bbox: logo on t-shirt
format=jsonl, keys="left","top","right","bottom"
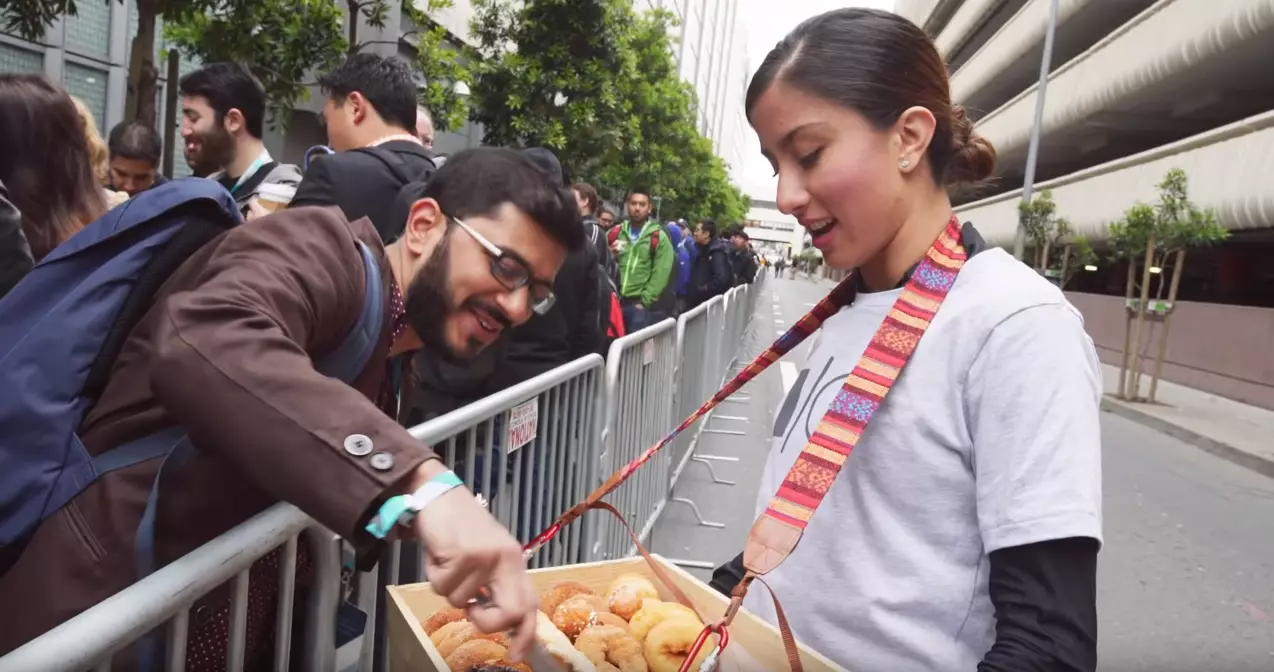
{"left": 772, "top": 357, "right": 853, "bottom": 453}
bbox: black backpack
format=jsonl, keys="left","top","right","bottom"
{"left": 353, "top": 146, "right": 438, "bottom": 243}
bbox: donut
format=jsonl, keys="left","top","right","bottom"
{"left": 443, "top": 639, "right": 507, "bottom": 672}
{"left": 643, "top": 620, "right": 715, "bottom": 672}
{"left": 423, "top": 607, "right": 466, "bottom": 635}
{"left": 605, "top": 575, "right": 661, "bottom": 621}
{"left": 542, "top": 580, "right": 596, "bottom": 615}
{"left": 592, "top": 612, "right": 630, "bottom": 631}
{"left": 536, "top": 611, "right": 598, "bottom": 672}
{"left": 434, "top": 621, "right": 508, "bottom": 659}
{"left": 472, "top": 660, "right": 532, "bottom": 672}
{"left": 430, "top": 620, "right": 471, "bottom": 647}
{"left": 553, "top": 594, "right": 612, "bottom": 640}
{"left": 574, "top": 625, "right": 647, "bottom": 672}
{"left": 627, "top": 601, "right": 702, "bottom": 643}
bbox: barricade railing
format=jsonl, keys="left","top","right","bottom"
{"left": 0, "top": 505, "right": 342, "bottom": 672}
{"left": 594, "top": 318, "right": 679, "bottom": 560}
{"left": 1, "top": 275, "right": 769, "bottom": 671}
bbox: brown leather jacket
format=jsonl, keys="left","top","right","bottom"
{"left": 0, "top": 206, "right": 436, "bottom": 661}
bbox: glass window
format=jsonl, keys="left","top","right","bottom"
{"left": 0, "top": 43, "right": 44, "bottom": 74}
{"left": 62, "top": 61, "right": 109, "bottom": 131}
{"left": 64, "top": 0, "right": 112, "bottom": 60}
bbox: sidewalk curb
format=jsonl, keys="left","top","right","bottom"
{"left": 1101, "top": 396, "right": 1274, "bottom": 480}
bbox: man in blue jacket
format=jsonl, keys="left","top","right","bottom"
{"left": 664, "top": 222, "right": 692, "bottom": 315}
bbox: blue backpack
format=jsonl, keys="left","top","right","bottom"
{"left": 0, "top": 179, "right": 384, "bottom": 578}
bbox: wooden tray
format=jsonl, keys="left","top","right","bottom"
{"left": 386, "top": 554, "right": 843, "bottom": 672}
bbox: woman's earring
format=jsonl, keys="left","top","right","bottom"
{"left": 900, "top": 159, "right": 911, "bottom": 170}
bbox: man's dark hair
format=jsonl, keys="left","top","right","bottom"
{"left": 319, "top": 53, "right": 417, "bottom": 132}
{"left": 107, "top": 121, "right": 162, "bottom": 165}
{"left": 418, "top": 147, "right": 584, "bottom": 252}
{"left": 572, "top": 182, "right": 598, "bottom": 214}
{"left": 179, "top": 62, "right": 266, "bottom": 139}
{"left": 628, "top": 187, "right": 652, "bottom": 200}
{"left": 523, "top": 147, "right": 566, "bottom": 187}
{"left": 696, "top": 219, "right": 718, "bottom": 238}
{"left": 732, "top": 230, "right": 749, "bottom": 241}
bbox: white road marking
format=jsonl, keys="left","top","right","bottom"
{"left": 780, "top": 362, "right": 798, "bottom": 395}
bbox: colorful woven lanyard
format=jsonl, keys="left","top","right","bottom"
{"left": 524, "top": 215, "right": 968, "bottom": 558}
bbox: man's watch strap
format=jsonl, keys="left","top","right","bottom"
{"left": 365, "top": 470, "right": 464, "bottom": 539}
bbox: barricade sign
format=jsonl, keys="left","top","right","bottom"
{"left": 505, "top": 398, "right": 539, "bottom": 454}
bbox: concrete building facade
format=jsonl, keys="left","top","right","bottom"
{"left": 898, "top": 0, "right": 1274, "bottom": 408}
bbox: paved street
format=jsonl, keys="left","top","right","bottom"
{"left": 650, "top": 273, "right": 1274, "bottom": 671}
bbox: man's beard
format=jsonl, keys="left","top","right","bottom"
{"left": 186, "top": 125, "right": 236, "bottom": 176}
{"left": 403, "top": 232, "right": 512, "bottom": 363}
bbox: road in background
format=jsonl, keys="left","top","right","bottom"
{"left": 649, "top": 273, "right": 1274, "bottom": 670}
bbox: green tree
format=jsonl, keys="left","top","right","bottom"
{"left": 1018, "top": 190, "right": 1072, "bottom": 273}
{"left": 1108, "top": 168, "right": 1228, "bottom": 402}
{"left": 468, "top": 0, "right": 748, "bottom": 222}
{"left": 403, "top": 1, "right": 471, "bottom": 132}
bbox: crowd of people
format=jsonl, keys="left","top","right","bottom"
{"left": 0, "top": 7, "right": 1103, "bottom": 672}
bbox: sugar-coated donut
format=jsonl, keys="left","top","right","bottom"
{"left": 593, "top": 612, "right": 630, "bottom": 631}
{"left": 605, "top": 575, "right": 661, "bottom": 621}
{"left": 430, "top": 620, "right": 471, "bottom": 647}
{"left": 575, "top": 625, "right": 647, "bottom": 672}
{"left": 434, "top": 621, "right": 508, "bottom": 659}
{"left": 423, "top": 607, "right": 466, "bottom": 635}
{"left": 627, "top": 601, "right": 702, "bottom": 644}
{"left": 553, "top": 594, "right": 611, "bottom": 640}
{"left": 643, "top": 620, "right": 715, "bottom": 672}
{"left": 542, "top": 580, "right": 596, "bottom": 615}
{"left": 472, "top": 660, "right": 532, "bottom": 672}
{"left": 443, "top": 639, "right": 507, "bottom": 672}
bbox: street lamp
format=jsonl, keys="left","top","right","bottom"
{"left": 1013, "top": 0, "right": 1061, "bottom": 261}
{"left": 653, "top": 195, "right": 662, "bottom": 221}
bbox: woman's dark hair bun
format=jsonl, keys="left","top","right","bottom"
{"left": 945, "top": 104, "right": 997, "bottom": 186}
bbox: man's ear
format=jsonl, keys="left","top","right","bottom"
{"left": 403, "top": 198, "right": 447, "bottom": 257}
{"left": 223, "top": 108, "right": 245, "bottom": 135}
{"left": 348, "top": 92, "right": 368, "bottom": 125}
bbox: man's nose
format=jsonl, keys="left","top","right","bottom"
{"left": 494, "top": 286, "right": 534, "bottom": 326}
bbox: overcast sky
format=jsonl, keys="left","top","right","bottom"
{"left": 738, "top": 0, "right": 896, "bottom": 201}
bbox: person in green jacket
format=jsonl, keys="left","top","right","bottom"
{"left": 610, "top": 187, "right": 674, "bottom": 332}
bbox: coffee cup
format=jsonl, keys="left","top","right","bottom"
{"left": 257, "top": 183, "right": 297, "bottom": 212}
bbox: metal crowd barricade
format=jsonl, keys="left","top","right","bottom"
{"left": 0, "top": 505, "right": 343, "bottom": 672}
{"left": 356, "top": 354, "right": 606, "bottom": 672}
{"left": 595, "top": 318, "right": 679, "bottom": 559}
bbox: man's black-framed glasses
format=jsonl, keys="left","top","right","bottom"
{"left": 452, "top": 217, "right": 556, "bottom": 315}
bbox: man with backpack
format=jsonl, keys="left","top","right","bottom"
{"left": 609, "top": 187, "right": 674, "bottom": 332}
{"left": 178, "top": 63, "right": 302, "bottom": 216}
{"left": 0, "top": 148, "right": 579, "bottom": 663}
{"left": 289, "top": 54, "right": 437, "bottom": 242}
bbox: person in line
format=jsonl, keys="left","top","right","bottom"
{"left": 710, "top": 9, "right": 1102, "bottom": 672}
{"left": 597, "top": 205, "right": 616, "bottom": 230}
{"left": 107, "top": 121, "right": 169, "bottom": 197}
{"left": 179, "top": 62, "right": 302, "bottom": 215}
{"left": 727, "top": 229, "right": 758, "bottom": 285}
{"left": 0, "top": 148, "right": 579, "bottom": 664}
{"left": 0, "top": 74, "right": 108, "bottom": 262}
{"left": 610, "top": 187, "right": 674, "bottom": 331}
{"left": 416, "top": 104, "right": 435, "bottom": 149}
{"left": 572, "top": 182, "right": 618, "bottom": 287}
{"left": 664, "top": 220, "right": 692, "bottom": 315}
{"left": 685, "top": 219, "right": 732, "bottom": 310}
{"left": 290, "top": 53, "right": 437, "bottom": 242}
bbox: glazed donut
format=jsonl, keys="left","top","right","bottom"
{"left": 643, "top": 620, "right": 714, "bottom": 672}
{"left": 444, "top": 639, "right": 507, "bottom": 672}
{"left": 605, "top": 575, "right": 660, "bottom": 621}
{"left": 553, "top": 594, "right": 612, "bottom": 640}
{"left": 542, "top": 580, "right": 596, "bottom": 615}
{"left": 592, "top": 612, "right": 630, "bottom": 631}
{"left": 627, "top": 601, "right": 702, "bottom": 643}
{"left": 423, "top": 607, "right": 466, "bottom": 635}
{"left": 434, "top": 622, "right": 508, "bottom": 658}
{"left": 574, "top": 625, "right": 648, "bottom": 672}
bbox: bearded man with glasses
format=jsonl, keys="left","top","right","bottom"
{"left": 0, "top": 147, "right": 582, "bottom": 665}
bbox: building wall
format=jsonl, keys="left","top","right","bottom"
{"left": 1066, "top": 292, "right": 1274, "bottom": 410}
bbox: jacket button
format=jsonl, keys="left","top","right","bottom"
{"left": 344, "top": 434, "right": 373, "bottom": 456}
{"left": 369, "top": 452, "right": 395, "bottom": 471}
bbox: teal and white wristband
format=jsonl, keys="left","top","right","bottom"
{"left": 365, "top": 469, "right": 464, "bottom": 539}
